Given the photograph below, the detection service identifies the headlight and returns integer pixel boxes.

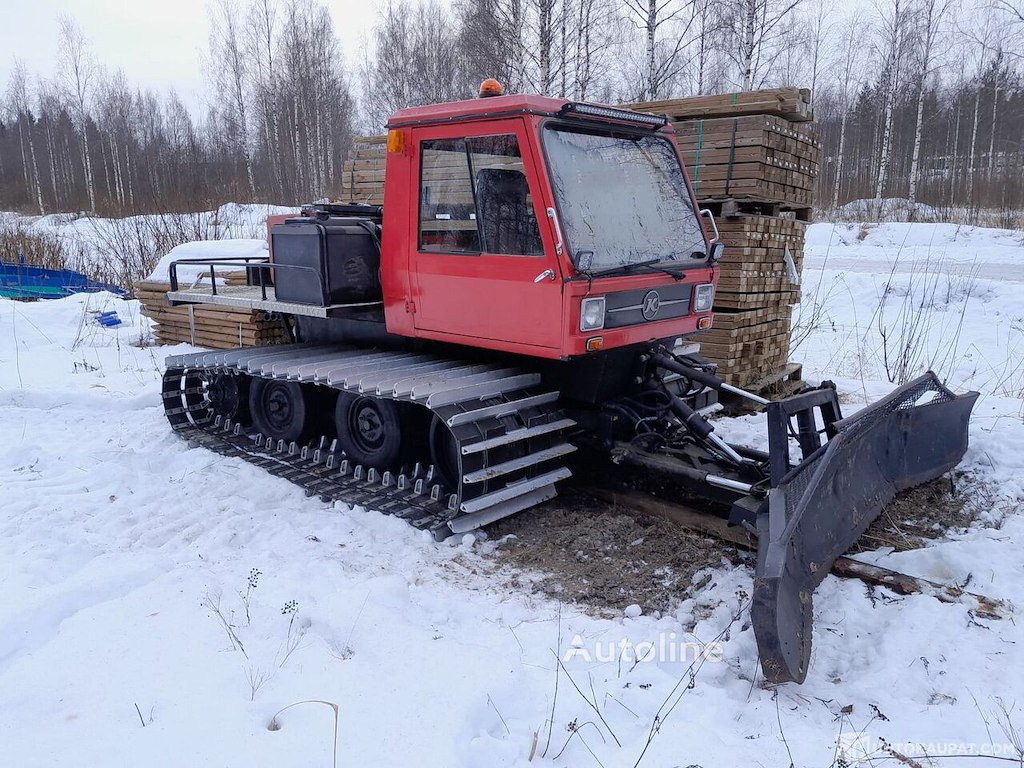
[580,296,605,331]
[693,283,714,313]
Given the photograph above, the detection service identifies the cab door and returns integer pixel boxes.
[410,121,564,356]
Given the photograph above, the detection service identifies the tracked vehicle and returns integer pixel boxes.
[161,86,978,683]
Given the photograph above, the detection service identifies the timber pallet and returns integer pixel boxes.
[720,363,804,411]
[701,198,813,222]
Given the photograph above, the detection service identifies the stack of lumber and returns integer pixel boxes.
[341,135,387,205]
[673,115,819,208]
[134,280,289,350]
[625,87,818,387]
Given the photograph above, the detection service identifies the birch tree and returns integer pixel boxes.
[57,16,98,212]
[830,14,868,210]
[720,0,802,91]
[872,0,911,217]
[907,0,952,214]
[622,0,693,100]
[208,0,257,200]
[6,61,45,214]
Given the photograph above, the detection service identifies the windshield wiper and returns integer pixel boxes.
[587,258,686,280]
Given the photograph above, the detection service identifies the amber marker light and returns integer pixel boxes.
[586,337,604,352]
[698,316,713,330]
[479,78,504,97]
[387,129,405,154]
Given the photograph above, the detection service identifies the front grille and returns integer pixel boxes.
[603,283,691,329]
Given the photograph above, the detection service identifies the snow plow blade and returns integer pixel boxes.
[752,373,978,684]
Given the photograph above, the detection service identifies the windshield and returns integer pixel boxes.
[543,125,707,272]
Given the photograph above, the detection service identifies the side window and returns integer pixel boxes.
[467,136,544,256]
[418,134,545,256]
[419,139,479,253]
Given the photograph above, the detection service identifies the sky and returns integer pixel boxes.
[0,0,378,115]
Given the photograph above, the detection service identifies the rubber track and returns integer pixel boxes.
[162,344,577,539]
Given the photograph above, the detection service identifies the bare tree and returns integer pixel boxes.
[208,0,257,200]
[363,0,471,130]
[458,0,527,92]
[872,0,912,216]
[720,0,802,91]
[622,0,694,100]
[908,0,953,214]
[6,60,45,214]
[57,15,98,212]
[247,0,281,197]
[830,13,868,210]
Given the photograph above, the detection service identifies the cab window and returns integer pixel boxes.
[418,135,544,256]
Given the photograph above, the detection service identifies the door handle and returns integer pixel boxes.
[534,268,556,283]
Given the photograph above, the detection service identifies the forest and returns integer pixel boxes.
[1,0,1022,222]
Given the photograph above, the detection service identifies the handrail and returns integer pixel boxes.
[167,256,328,304]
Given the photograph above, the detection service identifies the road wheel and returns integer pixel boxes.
[335,393,403,468]
[249,378,311,444]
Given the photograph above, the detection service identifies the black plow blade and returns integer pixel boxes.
[752,372,979,684]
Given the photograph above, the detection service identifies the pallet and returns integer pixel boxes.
[703,198,813,222]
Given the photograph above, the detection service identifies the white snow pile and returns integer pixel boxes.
[146,239,269,284]
[2,221,1024,767]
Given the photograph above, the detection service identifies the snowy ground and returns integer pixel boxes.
[1,222,1023,767]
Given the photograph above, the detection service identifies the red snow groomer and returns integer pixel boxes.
[161,83,978,684]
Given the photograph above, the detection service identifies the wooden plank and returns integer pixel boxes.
[586,487,1010,619]
[619,87,814,122]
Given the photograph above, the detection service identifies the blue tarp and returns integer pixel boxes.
[0,258,125,300]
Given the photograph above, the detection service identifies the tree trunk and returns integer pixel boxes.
[646,0,657,99]
[742,0,757,91]
[987,80,999,179]
[27,121,45,215]
[908,84,927,214]
[832,109,849,210]
[82,126,96,212]
[966,84,981,212]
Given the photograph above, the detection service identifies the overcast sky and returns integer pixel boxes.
[0,0,378,114]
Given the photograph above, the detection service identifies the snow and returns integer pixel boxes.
[2,221,1023,767]
[146,239,269,284]
[1,203,298,277]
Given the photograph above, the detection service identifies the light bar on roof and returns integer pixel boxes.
[559,102,668,128]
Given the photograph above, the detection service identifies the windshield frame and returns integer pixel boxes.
[538,118,709,276]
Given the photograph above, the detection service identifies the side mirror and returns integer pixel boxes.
[709,242,725,262]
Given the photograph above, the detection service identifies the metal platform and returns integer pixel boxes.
[166,284,382,319]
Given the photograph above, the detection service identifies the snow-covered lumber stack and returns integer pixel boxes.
[134,280,289,349]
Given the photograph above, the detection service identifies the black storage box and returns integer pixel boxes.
[271,217,382,306]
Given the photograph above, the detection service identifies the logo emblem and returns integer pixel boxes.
[641,290,661,321]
